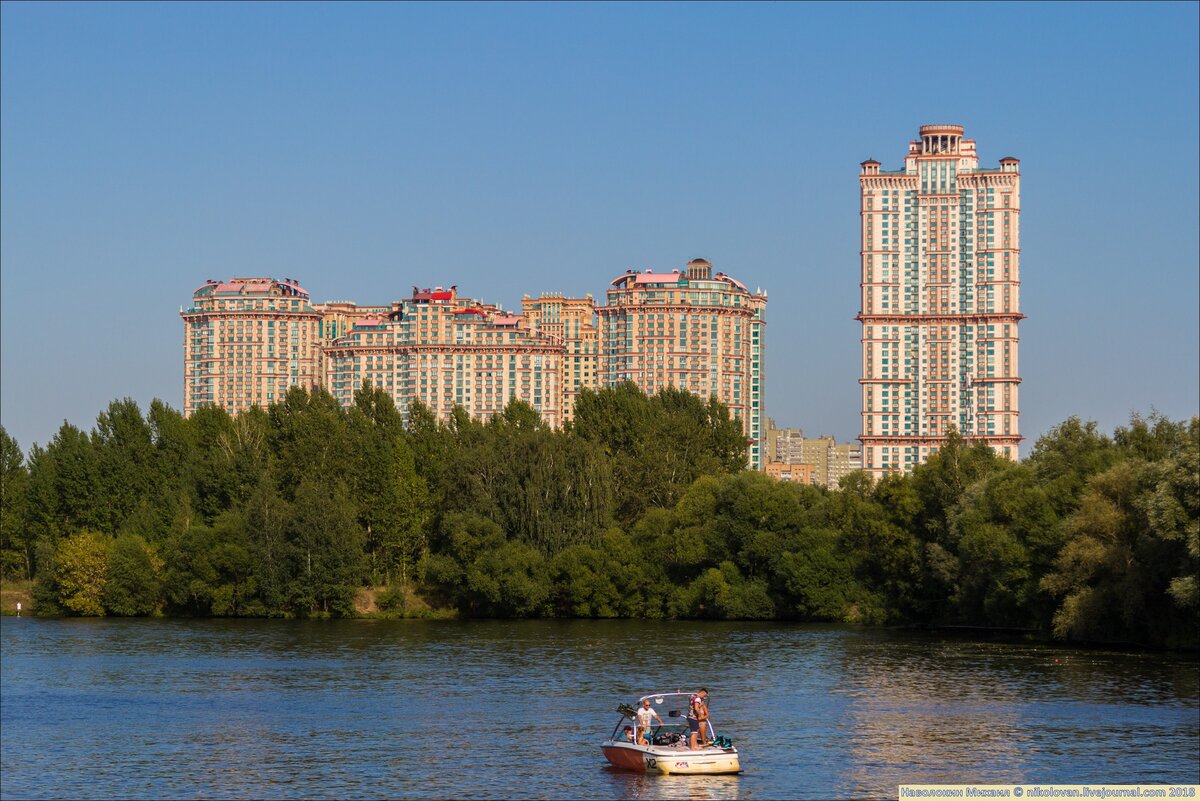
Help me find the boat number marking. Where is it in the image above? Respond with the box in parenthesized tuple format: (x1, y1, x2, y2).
(646, 758, 656, 768)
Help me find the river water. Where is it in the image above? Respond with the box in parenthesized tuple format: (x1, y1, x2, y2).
(1, 618, 1196, 799)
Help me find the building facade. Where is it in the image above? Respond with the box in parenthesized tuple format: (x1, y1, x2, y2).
(314, 300, 392, 386)
(765, 419, 862, 488)
(598, 259, 768, 468)
(181, 278, 321, 416)
(323, 286, 566, 426)
(858, 124, 1022, 478)
(182, 263, 767, 468)
(764, 461, 816, 485)
(521, 293, 600, 421)
(766, 418, 807, 464)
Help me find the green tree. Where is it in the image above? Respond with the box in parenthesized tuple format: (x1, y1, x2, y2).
(46, 422, 103, 533)
(103, 533, 161, 616)
(374, 436, 431, 587)
(1039, 415, 1199, 647)
(573, 383, 746, 525)
(432, 512, 549, 617)
(161, 511, 260, 617)
(548, 543, 623, 617)
(54, 531, 112, 616)
(93, 399, 156, 533)
(0, 426, 31, 578)
(951, 463, 1059, 626)
(1028, 417, 1118, 517)
(146, 399, 199, 540)
(286, 478, 365, 617)
(773, 529, 869, 621)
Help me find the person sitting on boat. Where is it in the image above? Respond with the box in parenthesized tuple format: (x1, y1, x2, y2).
(635, 698, 663, 745)
(622, 725, 636, 742)
(687, 688, 710, 750)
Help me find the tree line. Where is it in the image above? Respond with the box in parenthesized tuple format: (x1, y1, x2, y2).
(0, 383, 1195, 648)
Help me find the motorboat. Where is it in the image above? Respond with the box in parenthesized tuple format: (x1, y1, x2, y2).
(600, 691, 741, 775)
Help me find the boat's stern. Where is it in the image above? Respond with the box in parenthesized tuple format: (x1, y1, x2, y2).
(643, 746, 740, 775)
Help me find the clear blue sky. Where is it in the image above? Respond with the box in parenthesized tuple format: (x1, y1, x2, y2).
(2, 1, 1198, 452)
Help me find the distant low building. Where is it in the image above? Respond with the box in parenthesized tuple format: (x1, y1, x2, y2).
(765, 419, 862, 488)
(765, 461, 816, 485)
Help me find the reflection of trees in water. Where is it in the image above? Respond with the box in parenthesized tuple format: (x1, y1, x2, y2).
(830, 633, 1200, 796)
(837, 704, 1028, 795)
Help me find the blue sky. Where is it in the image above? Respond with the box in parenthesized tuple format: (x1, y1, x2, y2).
(2, 2, 1197, 452)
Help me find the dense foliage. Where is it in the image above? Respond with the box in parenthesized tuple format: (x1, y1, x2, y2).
(1, 384, 1195, 648)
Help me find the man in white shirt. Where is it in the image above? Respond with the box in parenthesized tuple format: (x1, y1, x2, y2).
(635, 698, 663, 745)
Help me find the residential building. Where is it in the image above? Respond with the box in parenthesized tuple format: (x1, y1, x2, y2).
(598, 258, 768, 469)
(521, 293, 600, 421)
(314, 300, 391, 384)
(825, 438, 864, 488)
(323, 286, 566, 426)
(181, 277, 321, 416)
(181, 262, 769, 466)
(858, 124, 1022, 478)
(765, 461, 816, 485)
(765, 417, 806, 463)
(765, 419, 862, 488)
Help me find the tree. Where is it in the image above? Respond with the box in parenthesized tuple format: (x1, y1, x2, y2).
(286, 478, 365, 617)
(0, 426, 30, 578)
(573, 383, 746, 525)
(47, 422, 103, 533)
(909, 428, 1005, 550)
(103, 533, 161, 616)
(1028, 417, 1118, 517)
(93, 399, 156, 533)
(54, 531, 112, 616)
(1039, 416, 1199, 647)
(1039, 461, 1151, 642)
(951, 463, 1059, 626)
(430, 512, 549, 617)
(372, 436, 431, 587)
(161, 511, 260, 617)
(146, 399, 199, 540)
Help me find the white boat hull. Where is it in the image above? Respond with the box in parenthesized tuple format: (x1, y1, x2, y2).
(601, 740, 741, 775)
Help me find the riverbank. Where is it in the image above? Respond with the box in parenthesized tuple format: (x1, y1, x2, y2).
(0, 579, 32, 616)
(352, 585, 458, 620)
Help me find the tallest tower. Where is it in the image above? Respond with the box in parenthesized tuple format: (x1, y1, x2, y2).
(858, 124, 1022, 478)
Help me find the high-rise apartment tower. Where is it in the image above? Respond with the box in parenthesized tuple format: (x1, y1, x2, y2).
(858, 124, 1022, 477)
(181, 278, 322, 415)
(598, 259, 767, 468)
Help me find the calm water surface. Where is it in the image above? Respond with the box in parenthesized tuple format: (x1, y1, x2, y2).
(1, 618, 1197, 799)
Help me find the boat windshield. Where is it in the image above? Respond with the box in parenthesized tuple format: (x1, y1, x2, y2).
(609, 690, 705, 742)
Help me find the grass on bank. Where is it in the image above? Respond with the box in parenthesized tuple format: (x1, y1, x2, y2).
(1, 578, 34, 616)
(354, 585, 458, 620)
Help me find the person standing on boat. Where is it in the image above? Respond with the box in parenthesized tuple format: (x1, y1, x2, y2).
(635, 698, 663, 745)
(687, 688, 710, 750)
